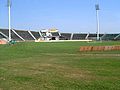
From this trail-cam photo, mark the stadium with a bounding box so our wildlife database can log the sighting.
[0,0,120,90]
[0,28,120,42]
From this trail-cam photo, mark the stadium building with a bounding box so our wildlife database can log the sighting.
[0,28,120,42]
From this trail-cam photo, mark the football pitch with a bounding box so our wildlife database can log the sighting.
[0,41,120,90]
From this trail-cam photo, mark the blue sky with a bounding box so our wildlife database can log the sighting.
[0,0,120,33]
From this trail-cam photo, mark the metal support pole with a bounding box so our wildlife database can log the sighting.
[96,10,100,40]
[95,4,100,41]
[8,0,11,41]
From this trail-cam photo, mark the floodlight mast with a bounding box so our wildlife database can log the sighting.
[7,0,11,41]
[95,4,100,41]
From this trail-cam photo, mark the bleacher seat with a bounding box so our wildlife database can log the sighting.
[0,29,120,41]
[88,34,97,40]
[51,32,59,36]
[115,35,120,40]
[60,33,71,40]
[0,29,9,37]
[31,31,41,39]
[72,33,87,40]
[0,33,6,39]
[102,34,119,40]
[11,30,23,41]
[15,30,34,40]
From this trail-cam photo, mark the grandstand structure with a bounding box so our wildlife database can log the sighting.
[0,28,120,41]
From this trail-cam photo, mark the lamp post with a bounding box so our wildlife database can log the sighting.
[8,0,11,41]
[95,4,100,41]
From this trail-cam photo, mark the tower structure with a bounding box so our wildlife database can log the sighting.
[95,4,100,41]
[7,0,11,41]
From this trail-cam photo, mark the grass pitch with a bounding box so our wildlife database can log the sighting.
[0,41,120,90]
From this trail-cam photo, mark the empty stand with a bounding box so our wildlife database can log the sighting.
[11,30,23,41]
[51,32,59,36]
[31,31,41,39]
[60,33,71,40]
[0,29,120,41]
[72,33,87,40]
[88,34,97,40]
[102,34,119,40]
[15,30,34,40]
[0,29,9,37]
[115,34,120,40]
[0,33,6,39]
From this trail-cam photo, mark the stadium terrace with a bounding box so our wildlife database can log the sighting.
[0,28,120,42]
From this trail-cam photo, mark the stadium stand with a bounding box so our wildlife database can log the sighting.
[101,34,119,40]
[15,30,34,40]
[60,33,71,40]
[0,33,6,39]
[0,28,120,41]
[31,31,41,39]
[87,34,97,40]
[115,34,120,40]
[11,30,23,41]
[99,34,104,37]
[0,29,9,37]
[51,32,59,36]
[72,33,87,40]
[87,34,104,40]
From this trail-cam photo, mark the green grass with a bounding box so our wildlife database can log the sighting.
[0,41,120,90]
